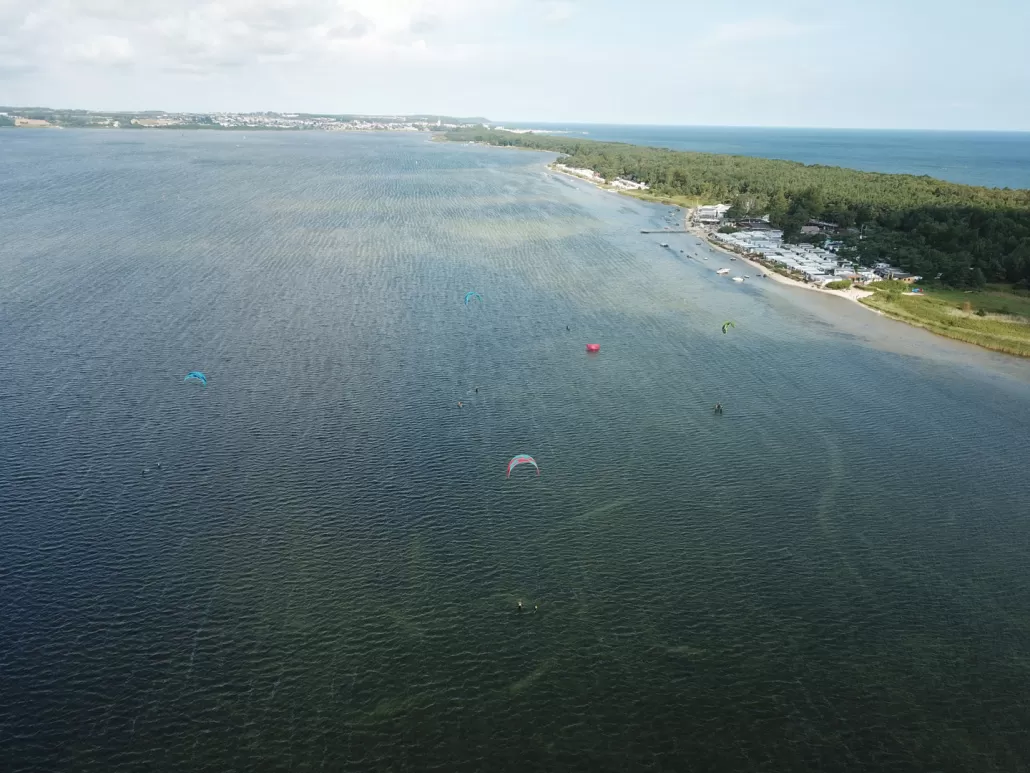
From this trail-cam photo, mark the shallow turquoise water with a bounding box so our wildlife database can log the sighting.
[2,130,1030,771]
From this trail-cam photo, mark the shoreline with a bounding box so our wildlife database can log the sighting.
[448,134,1030,359]
[545,158,879,307]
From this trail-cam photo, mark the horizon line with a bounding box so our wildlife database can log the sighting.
[4,105,1029,134]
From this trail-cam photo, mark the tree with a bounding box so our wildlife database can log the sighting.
[767,190,790,220]
[442,128,1030,288]
[726,193,758,220]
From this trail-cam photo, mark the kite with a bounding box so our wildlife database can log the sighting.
[506,454,539,478]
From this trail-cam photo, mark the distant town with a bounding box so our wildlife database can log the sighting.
[0,107,489,132]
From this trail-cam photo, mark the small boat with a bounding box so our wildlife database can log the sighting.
[744,275,750,279]
[586,343,601,353]
[716,268,730,275]
[660,242,669,248]
[732,277,744,283]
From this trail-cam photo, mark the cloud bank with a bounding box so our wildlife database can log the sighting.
[0,0,1026,130]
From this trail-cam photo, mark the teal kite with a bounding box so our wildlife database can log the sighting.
[184,371,207,386]
[506,454,539,478]
[464,291,483,306]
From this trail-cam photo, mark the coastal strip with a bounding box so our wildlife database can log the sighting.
[545,158,873,302]
[445,128,1030,358]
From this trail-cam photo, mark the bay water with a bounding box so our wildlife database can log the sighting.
[2,130,1030,771]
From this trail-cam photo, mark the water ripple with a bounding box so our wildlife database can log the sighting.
[2,130,1030,772]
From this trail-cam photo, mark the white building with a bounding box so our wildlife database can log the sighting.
[610,178,649,191]
[553,163,604,183]
[696,204,732,223]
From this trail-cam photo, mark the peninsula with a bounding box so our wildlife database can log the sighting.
[445,128,1030,357]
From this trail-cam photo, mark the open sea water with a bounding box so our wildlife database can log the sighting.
[2,130,1030,772]
[502,123,1030,190]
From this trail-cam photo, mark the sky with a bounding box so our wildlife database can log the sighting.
[1,0,1028,130]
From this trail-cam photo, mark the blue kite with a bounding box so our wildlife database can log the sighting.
[464,291,483,306]
[184,371,207,386]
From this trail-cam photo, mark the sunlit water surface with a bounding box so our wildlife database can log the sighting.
[2,130,1030,772]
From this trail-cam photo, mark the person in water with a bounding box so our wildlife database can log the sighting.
[517,600,524,613]
[475,387,478,393]
[566,325,570,331]
[714,403,723,414]
[457,401,463,408]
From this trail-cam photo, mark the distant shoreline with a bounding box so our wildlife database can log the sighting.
[1,124,439,133]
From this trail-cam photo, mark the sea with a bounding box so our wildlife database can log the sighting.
[501,123,1030,190]
[2,129,1030,772]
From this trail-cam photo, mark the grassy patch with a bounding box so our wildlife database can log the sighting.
[825,279,853,290]
[860,284,1030,357]
[618,189,708,208]
[912,285,1030,318]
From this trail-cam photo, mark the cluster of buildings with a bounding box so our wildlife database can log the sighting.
[551,164,648,190]
[695,204,732,223]
[694,203,921,285]
[610,178,649,191]
[206,114,464,131]
[552,163,604,183]
[9,116,51,127]
[711,229,920,285]
[1,109,478,132]
[872,264,921,283]
[711,229,856,283]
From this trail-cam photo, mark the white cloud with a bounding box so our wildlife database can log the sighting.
[325,11,375,40]
[409,13,440,34]
[0,0,1025,130]
[0,0,515,75]
[542,1,576,23]
[706,17,814,45]
[66,34,132,64]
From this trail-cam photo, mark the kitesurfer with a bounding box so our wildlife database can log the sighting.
[714,403,723,414]
[566,325,570,331]
[458,401,463,408]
